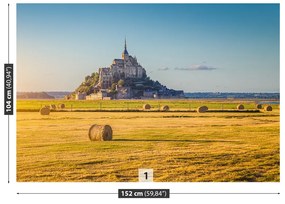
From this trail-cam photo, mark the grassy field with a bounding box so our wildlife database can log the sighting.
[17,99,279,111]
[17,100,280,182]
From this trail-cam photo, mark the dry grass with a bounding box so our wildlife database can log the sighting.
[143,104,151,110]
[237,104,244,110]
[58,103,65,109]
[256,104,262,109]
[264,105,273,111]
[161,105,169,111]
[39,107,50,115]
[50,104,56,110]
[197,106,208,113]
[17,99,280,111]
[17,106,280,182]
[89,124,113,141]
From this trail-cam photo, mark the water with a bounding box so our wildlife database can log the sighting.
[258,101,280,105]
[185,92,280,100]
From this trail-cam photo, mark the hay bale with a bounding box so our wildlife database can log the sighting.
[237,104,244,110]
[58,103,65,109]
[40,107,50,115]
[50,104,56,110]
[143,104,151,110]
[88,124,113,141]
[264,105,272,111]
[256,104,262,109]
[161,105,169,111]
[197,106,208,113]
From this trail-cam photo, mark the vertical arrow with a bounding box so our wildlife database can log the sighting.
[8,3,10,184]
[8,115,10,183]
[8,4,10,64]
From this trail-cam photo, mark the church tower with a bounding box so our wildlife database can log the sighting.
[122,38,129,60]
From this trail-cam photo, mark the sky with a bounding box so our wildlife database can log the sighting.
[17,4,280,92]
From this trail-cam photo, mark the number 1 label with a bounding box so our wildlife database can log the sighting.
[144,172,148,180]
[139,169,153,182]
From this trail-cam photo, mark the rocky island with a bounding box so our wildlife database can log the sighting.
[67,39,184,100]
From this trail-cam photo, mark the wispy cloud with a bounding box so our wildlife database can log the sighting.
[158,67,170,71]
[175,64,217,71]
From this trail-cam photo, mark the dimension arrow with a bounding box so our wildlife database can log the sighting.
[7,3,10,184]
[17,193,117,195]
[171,192,280,195]
[17,192,280,195]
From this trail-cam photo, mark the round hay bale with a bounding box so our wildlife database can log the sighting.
[256,104,262,109]
[50,104,56,110]
[161,105,169,111]
[143,104,151,110]
[40,107,50,115]
[88,124,113,141]
[264,105,272,111]
[197,106,208,113]
[237,104,244,110]
[58,103,65,109]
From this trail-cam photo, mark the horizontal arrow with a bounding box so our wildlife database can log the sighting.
[17,192,280,195]
[171,193,280,195]
[17,193,117,195]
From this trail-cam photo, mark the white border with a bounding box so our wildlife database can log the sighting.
[0,1,283,203]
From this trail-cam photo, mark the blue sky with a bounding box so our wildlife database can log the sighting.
[17,4,280,92]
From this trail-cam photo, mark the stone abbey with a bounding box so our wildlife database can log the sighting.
[98,39,146,89]
[73,39,184,100]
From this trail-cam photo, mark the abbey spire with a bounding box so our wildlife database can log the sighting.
[122,38,129,59]
[124,38,127,52]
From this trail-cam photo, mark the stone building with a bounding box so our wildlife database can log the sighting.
[74,39,185,100]
[143,89,158,98]
[86,90,108,100]
[98,39,146,89]
[98,68,112,89]
[116,87,132,99]
[75,92,86,100]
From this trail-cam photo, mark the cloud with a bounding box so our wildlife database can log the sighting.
[175,64,217,71]
[158,67,170,71]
